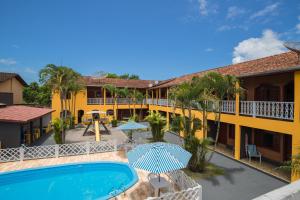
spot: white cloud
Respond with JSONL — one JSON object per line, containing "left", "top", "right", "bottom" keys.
{"left": 0, "top": 58, "right": 17, "bottom": 65}
{"left": 205, "top": 48, "right": 214, "bottom": 52}
{"left": 217, "top": 25, "right": 233, "bottom": 31}
{"left": 198, "top": 0, "right": 208, "bottom": 16}
{"left": 250, "top": 3, "right": 279, "bottom": 19}
{"left": 25, "top": 67, "right": 37, "bottom": 74}
{"left": 232, "top": 29, "right": 286, "bottom": 64}
{"left": 227, "top": 6, "right": 245, "bottom": 19}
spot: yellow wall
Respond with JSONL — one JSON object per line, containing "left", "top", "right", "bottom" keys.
{"left": 0, "top": 78, "right": 24, "bottom": 104}
{"left": 52, "top": 89, "right": 149, "bottom": 123}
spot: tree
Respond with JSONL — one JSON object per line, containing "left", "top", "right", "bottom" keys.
{"left": 103, "top": 84, "right": 118, "bottom": 119}
{"left": 200, "top": 72, "right": 239, "bottom": 150}
{"left": 39, "top": 64, "right": 82, "bottom": 143}
{"left": 145, "top": 111, "right": 166, "bottom": 142}
{"left": 23, "top": 82, "right": 51, "bottom": 106}
{"left": 135, "top": 90, "right": 145, "bottom": 121}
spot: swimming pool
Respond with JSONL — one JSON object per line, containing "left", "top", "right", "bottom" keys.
{"left": 0, "top": 162, "right": 138, "bottom": 200}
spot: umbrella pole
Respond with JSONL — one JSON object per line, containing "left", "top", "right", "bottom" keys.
{"left": 158, "top": 174, "right": 161, "bottom": 197}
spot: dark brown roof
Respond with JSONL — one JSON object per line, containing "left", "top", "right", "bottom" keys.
{"left": 0, "top": 105, "right": 53, "bottom": 123}
{"left": 152, "top": 51, "right": 300, "bottom": 89}
{"left": 0, "top": 72, "right": 27, "bottom": 86}
{"left": 84, "top": 77, "right": 155, "bottom": 88}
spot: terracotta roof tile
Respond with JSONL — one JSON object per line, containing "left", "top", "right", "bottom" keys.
{"left": 0, "top": 105, "right": 53, "bottom": 123}
{"left": 83, "top": 77, "right": 155, "bottom": 88}
{"left": 152, "top": 51, "right": 300, "bottom": 88}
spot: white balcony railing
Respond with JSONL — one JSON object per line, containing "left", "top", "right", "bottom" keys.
{"left": 220, "top": 100, "right": 236, "bottom": 114}
{"left": 240, "top": 101, "right": 294, "bottom": 120}
{"left": 157, "top": 99, "right": 169, "bottom": 106}
{"left": 87, "top": 98, "right": 104, "bottom": 105}
{"left": 117, "top": 98, "right": 131, "bottom": 105}
{"left": 105, "top": 98, "right": 114, "bottom": 105}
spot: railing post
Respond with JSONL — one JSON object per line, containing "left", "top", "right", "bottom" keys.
{"left": 20, "top": 147, "right": 24, "bottom": 161}
{"left": 113, "top": 140, "right": 117, "bottom": 151}
{"left": 253, "top": 101, "right": 256, "bottom": 118}
{"left": 86, "top": 142, "right": 90, "bottom": 155}
{"left": 55, "top": 145, "right": 59, "bottom": 158}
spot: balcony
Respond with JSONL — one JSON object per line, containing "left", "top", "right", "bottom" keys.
{"left": 240, "top": 101, "right": 294, "bottom": 120}
{"left": 149, "top": 99, "right": 294, "bottom": 120}
{"left": 87, "top": 98, "right": 104, "bottom": 105}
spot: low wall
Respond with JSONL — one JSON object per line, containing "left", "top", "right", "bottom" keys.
{"left": 253, "top": 180, "right": 300, "bottom": 200}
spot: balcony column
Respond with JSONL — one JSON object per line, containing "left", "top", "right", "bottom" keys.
{"left": 146, "top": 90, "right": 148, "bottom": 103}
{"left": 166, "top": 111, "right": 170, "bottom": 130}
{"left": 167, "top": 88, "right": 169, "bottom": 107}
{"left": 156, "top": 89, "right": 159, "bottom": 105}
{"left": 151, "top": 90, "right": 154, "bottom": 104}
{"left": 234, "top": 82, "right": 241, "bottom": 160}
{"left": 114, "top": 93, "right": 117, "bottom": 120}
{"left": 103, "top": 88, "right": 106, "bottom": 106}
{"left": 292, "top": 71, "right": 300, "bottom": 181}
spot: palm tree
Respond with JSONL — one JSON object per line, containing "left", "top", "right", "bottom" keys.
{"left": 103, "top": 84, "right": 118, "bottom": 119}
{"left": 200, "top": 72, "right": 239, "bottom": 150}
{"left": 39, "top": 64, "right": 81, "bottom": 143}
{"left": 135, "top": 90, "right": 145, "bottom": 121}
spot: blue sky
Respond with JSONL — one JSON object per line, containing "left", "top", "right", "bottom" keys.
{"left": 0, "top": 0, "right": 300, "bottom": 83}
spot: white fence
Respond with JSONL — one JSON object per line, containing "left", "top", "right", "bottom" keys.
{"left": 146, "top": 170, "right": 202, "bottom": 200}
{"left": 240, "top": 101, "right": 294, "bottom": 120}
{"left": 0, "top": 141, "right": 116, "bottom": 162}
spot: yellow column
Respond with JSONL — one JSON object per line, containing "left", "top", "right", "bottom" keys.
{"left": 234, "top": 82, "right": 241, "bottom": 160}
{"left": 114, "top": 94, "right": 117, "bottom": 119}
{"left": 234, "top": 124, "right": 241, "bottom": 159}
{"left": 292, "top": 71, "right": 300, "bottom": 181}
{"left": 95, "top": 120, "right": 100, "bottom": 142}
{"left": 146, "top": 90, "right": 149, "bottom": 103}
{"left": 103, "top": 88, "right": 106, "bottom": 106}
{"left": 166, "top": 112, "right": 170, "bottom": 130}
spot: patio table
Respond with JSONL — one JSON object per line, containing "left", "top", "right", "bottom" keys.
{"left": 149, "top": 176, "right": 171, "bottom": 197}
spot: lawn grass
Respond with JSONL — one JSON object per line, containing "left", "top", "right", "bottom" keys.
{"left": 183, "top": 163, "right": 225, "bottom": 180}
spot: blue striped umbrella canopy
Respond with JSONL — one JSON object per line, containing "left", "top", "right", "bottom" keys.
{"left": 116, "top": 121, "right": 147, "bottom": 130}
{"left": 127, "top": 142, "right": 192, "bottom": 174}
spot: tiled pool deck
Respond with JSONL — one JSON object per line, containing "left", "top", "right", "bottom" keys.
{"left": 0, "top": 151, "right": 154, "bottom": 200}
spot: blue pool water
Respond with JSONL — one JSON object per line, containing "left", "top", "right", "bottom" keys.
{"left": 0, "top": 162, "right": 138, "bottom": 200}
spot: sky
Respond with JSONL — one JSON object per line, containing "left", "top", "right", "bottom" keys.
{"left": 0, "top": 0, "right": 300, "bottom": 83}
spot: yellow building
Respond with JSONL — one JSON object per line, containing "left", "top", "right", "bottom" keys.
{"left": 52, "top": 51, "right": 300, "bottom": 181}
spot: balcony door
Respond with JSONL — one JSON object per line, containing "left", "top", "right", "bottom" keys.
{"left": 255, "top": 84, "right": 280, "bottom": 101}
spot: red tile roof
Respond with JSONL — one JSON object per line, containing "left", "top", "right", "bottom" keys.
{"left": 152, "top": 51, "right": 300, "bottom": 88}
{"left": 0, "top": 105, "right": 53, "bottom": 123}
{"left": 83, "top": 77, "right": 155, "bottom": 88}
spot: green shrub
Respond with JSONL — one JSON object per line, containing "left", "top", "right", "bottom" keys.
{"left": 111, "top": 119, "right": 118, "bottom": 127}
{"left": 145, "top": 111, "right": 166, "bottom": 142}
{"left": 52, "top": 118, "right": 66, "bottom": 144}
